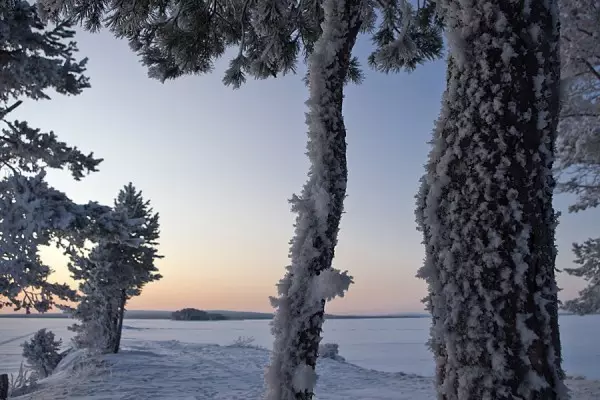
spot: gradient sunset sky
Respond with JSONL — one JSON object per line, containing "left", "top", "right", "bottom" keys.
{"left": 11, "top": 28, "right": 599, "bottom": 315}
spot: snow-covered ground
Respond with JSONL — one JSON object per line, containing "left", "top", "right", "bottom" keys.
{"left": 2, "top": 316, "right": 599, "bottom": 399}
{"left": 11, "top": 338, "right": 600, "bottom": 400}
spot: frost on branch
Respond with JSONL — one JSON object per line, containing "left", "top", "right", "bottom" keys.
{"left": 312, "top": 268, "right": 353, "bottom": 301}
{"left": 69, "top": 183, "right": 162, "bottom": 354}
{"left": 563, "top": 238, "right": 600, "bottom": 315}
{"left": 37, "top": 0, "right": 443, "bottom": 88}
{"left": 0, "top": 0, "right": 138, "bottom": 313}
{"left": 417, "top": 0, "right": 567, "bottom": 399}
{"left": 22, "top": 328, "right": 63, "bottom": 378}
{"left": 0, "top": 172, "right": 141, "bottom": 312}
{"left": 556, "top": 0, "right": 600, "bottom": 315}
{"left": 37, "top": 1, "right": 442, "bottom": 399}
{"left": 556, "top": 0, "right": 600, "bottom": 213}
{"left": 0, "top": 1, "right": 89, "bottom": 103}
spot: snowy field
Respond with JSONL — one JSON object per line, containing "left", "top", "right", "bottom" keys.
{"left": 1, "top": 315, "right": 599, "bottom": 399}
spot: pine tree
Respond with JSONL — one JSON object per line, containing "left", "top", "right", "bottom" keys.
{"left": 416, "top": 0, "right": 567, "bottom": 398}
{"left": 37, "top": 0, "right": 442, "bottom": 397}
{"left": 0, "top": 0, "right": 140, "bottom": 313}
{"left": 70, "top": 183, "right": 162, "bottom": 353}
{"left": 555, "top": 0, "right": 600, "bottom": 315}
{"left": 21, "top": 328, "right": 63, "bottom": 378}
{"left": 563, "top": 238, "right": 600, "bottom": 314}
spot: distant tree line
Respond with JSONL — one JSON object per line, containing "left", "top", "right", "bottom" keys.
{"left": 171, "top": 308, "right": 228, "bottom": 321}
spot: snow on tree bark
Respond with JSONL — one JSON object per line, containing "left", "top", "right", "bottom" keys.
{"left": 417, "top": 1, "right": 567, "bottom": 399}
{"left": 264, "top": 0, "right": 361, "bottom": 399}
{"left": 35, "top": 0, "right": 442, "bottom": 395}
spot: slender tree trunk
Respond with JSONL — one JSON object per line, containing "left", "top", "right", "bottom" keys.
{"left": 264, "top": 0, "right": 361, "bottom": 399}
{"left": 104, "top": 299, "right": 116, "bottom": 352}
{"left": 113, "top": 289, "right": 127, "bottom": 354}
{"left": 419, "top": 1, "right": 567, "bottom": 399}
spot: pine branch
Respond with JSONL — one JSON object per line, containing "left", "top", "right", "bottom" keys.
{"left": 0, "top": 101, "right": 23, "bottom": 119}
{"left": 581, "top": 58, "right": 600, "bottom": 81}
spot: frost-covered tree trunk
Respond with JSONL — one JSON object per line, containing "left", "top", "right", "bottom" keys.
{"left": 113, "top": 289, "right": 127, "bottom": 353}
{"left": 265, "top": 0, "right": 361, "bottom": 398}
{"left": 415, "top": 59, "right": 458, "bottom": 384}
{"left": 418, "top": 1, "right": 567, "bottom": 399}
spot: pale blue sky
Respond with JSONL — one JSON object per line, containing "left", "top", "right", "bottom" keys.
{"left": 15, "top": 29, "right": 598, "bottom": 314}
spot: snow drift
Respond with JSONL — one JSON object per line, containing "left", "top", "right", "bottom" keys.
{"left": 14, "top": 339, "right": 600, "bottom": 400}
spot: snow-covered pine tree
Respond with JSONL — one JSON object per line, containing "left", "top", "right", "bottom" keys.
{"left": 417, "top": 1, "right": 567, "bottom": 399}
{"left": 70, "top": 183, "right": 162, "bottom": 354}
{"left": 21, "top": 328, "right": 63, "bottom": 378}
{"left": 67, "top": 280, "right": 117, "bottom": 351}
{"left": 0, "top": 0, "right": 141, "bottom": 313}
{"left": 38, "top": 0, "right": 442, "bottom": 397}
{"left": 555, "top": 0, "right": 600, "bottom": 315}
{"left": 562, "top": 238, "right": 600, "bottom": 314}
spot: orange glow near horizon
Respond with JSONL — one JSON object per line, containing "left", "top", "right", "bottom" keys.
{"left": 6, "top": 243, "right": 428, "bottom": 316}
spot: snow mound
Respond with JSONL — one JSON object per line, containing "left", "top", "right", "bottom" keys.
{"left": 14, "top": 339, "right": 600, "bottom": 400}
{"left": 122, "top": 325, "right": 150, "bottom": 331}
{"left": 319, "top": 343, "right": 345, "bottom": 362}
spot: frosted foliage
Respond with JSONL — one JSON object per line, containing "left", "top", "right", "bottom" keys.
{"left": 557, "top": 0, "right": 600, "bottom": 315}
{"left": 22, "top": 328, "right": 63, "bottom": 378}
{"left": 37, "top": 0, "right": 442, "bottom": 88}
{"left": 68, "top": 280, "right": 117, "bottom": 351}
{"left": 36, "top": 0, "right": 442, "bottom": 397}
{"left": 0, "top": 172, "right": 142, "bottom": 312}
{"left": 0, "top": 1, "right": 140, "bottom": 313}
{"left": 417, "top": 1, "right": 567, "bottom": 399}
{"left": 69, "top": 183, "right": 162, "bottom": 354}
{"left": 556, "top": 0, "right": 600, "bottom": 213}
{"left": 563, "top": 238, "right": 600, "bottom": 314}
{"left": 0, "top": 1, "right": 89, "bottom": 103}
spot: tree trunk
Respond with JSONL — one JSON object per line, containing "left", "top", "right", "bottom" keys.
{"left": 264, "top": 0, "right": 361, "bottom": 399}
{"left": 0, "top": 373, "right": 8, "bottom": 400}
{"left": 104, "top": 298, "right": 116, "bottom": 352}
{"left": 113, "top": 289, "right": 127, "bottom": 354}
{"left": 418, "top": 1, "right": 567, "bottom": 399}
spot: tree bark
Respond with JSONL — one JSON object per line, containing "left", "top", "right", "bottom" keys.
{"left": 0, "top": 373, "right": 8, "bottom": 400}
{"left": 419, "top": 1, "right": 567, "bottom": 399}
{"left": 264, "top": 0, "right": 362, "bottom": 399}
{"left": 113, "top": 289, "right": 127, "bottom": 354}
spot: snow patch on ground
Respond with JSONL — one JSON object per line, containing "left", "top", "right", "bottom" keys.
{"left": 15, "top": 339, "right": 600, "bottom": 399}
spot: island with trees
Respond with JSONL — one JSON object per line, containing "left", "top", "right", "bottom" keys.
{"left": 171, "top": 309, "right": 228, "bottom": 321}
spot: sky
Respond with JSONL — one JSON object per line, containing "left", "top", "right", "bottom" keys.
{"left": 9, "top": 28, "right": 599, "bottom": 315}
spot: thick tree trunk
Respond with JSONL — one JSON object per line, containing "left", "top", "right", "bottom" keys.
{"left": 0, "top": 373, "right": 7, "bottom": 400}
{"left": 264, "top": 0, "right": 361, "bottom": 399}
{"left": 419, "top": 1, "right": 567, "bottom": 399}
{"left": 113, "top": 290, "right": 127, "bottom": 354}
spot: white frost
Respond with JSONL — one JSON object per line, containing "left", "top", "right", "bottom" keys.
{"left": 292, "top": 363, "right": 318, "bottom": 392}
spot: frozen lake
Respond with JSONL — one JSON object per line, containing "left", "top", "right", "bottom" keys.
{"left": 1, "top": 315, "right": 599, "bottom": 379}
